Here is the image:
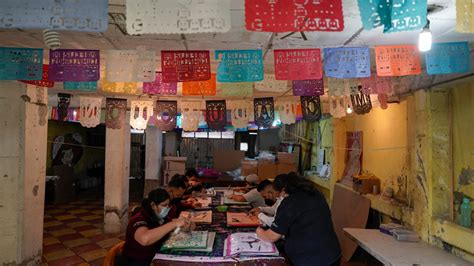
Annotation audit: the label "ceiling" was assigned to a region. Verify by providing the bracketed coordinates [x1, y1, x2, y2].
[0, 0, 472, 106]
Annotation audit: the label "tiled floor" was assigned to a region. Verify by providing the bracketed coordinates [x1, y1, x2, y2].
[42, 197, 125, 266]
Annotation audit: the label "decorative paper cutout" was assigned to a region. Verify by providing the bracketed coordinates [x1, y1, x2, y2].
[0, 0, 108, 31]
[143, 72, 177, 95]
[205, 100, 227, 130]
[328, 78, 347, 96]
[57, 93, 71, 121]
[456, 0, 474, 33]
[254, 97, 274, 128]
[106, 49, 156, 82]
[245, 0, 344, 32]
[357, 0, 427, 33]
[378, 94, 388, 110]
[49, 49, 100, 81]
[217, 82, 253, 97]
[0, 47, 42, 80]
[182, 74, 216, 96]
[300, 96, 322, 122]
[130, 100, 154, 130]
[161, 231, 208, 250]
[360, 75, 392, 95]
[274, 49, 322, 80]
[391, 76, 413, 94]
[79, 96, 102, 128]
[105, 98, 127, 129]
[181, 101, 202, 132]
[227, 100, 251, 129]
[64, 81, 97, 92]
[292, 79, 324, 96]
[100, 74, 138, 94]
[161, 50, 211, 82]
[425, 42, 471, 75]
[324, 47, 371, 78]
[215, 50, 263, 82]
[275, 97, 297, 125]
[155, 101, 178, 131]
[255, 74, 288, 92]
[20, 65, 54, 87]
[350, 89, 372, 115]
[375, 45, 421, 76]
[329, 95, 348, 118]
[126, 0, 231, 34]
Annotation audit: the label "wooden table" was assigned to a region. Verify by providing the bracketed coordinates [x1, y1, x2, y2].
[344, 228, 471, 266]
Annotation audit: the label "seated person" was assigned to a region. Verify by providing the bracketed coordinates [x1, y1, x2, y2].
[227, 179, 273, 208]
[183, 168, 205, 195]
[120, 188, 193, 266]
[166, 175, 200, 219]
[256, 173, 341, 266]
[233, 174, 259, 193]
[250, 177, 282, 227]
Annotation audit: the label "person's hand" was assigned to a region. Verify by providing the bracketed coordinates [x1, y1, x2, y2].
[181, 220, 195, 232]
[173, 218, 187, 228]
[191, 201, 202, 209]
[249, 208, 261, 216]
[256, 226, 265, 238]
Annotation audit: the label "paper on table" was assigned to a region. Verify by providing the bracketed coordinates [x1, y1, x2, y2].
[161, 231, 208, 251]
[226, 212, 260, 227]
[225, 232, 278, 257]
[179, 210, 212, 224]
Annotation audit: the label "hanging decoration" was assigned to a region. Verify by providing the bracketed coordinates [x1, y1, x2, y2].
[456, 0, 474, 33]
[106, 49, 156, 82]
[329, 95, 348, 118]
[217, 82, 253, 97]
[425, 42, 471, 75]
[378, 94, 389, 110]
[105, 98, 127, 129]
[375, 45, 421, 76]
[130, 100, 154, 130]
[155, 101, 178, 131]
[182, 74, 216, 96]
[254, 97, 274, 128]
[292, 79, 324, 96]
[328, 78, 346, 96]
[57, 93, 71, 122]
[255, 74, 288, 92]
[143, 72, 177, 95]
[205, 100, 227, 130]
[79, 96, 102, 128]
[0, 0, 108, 31]
[20, 64, 54, 87]
[161, 50, 211, 82]
[275, 97, 297, 125]
[357, 0, 427, 33]
[245, 0, 344, 32]
[228, 100, 251, 129]
[49, 49, 100, 81]
[215, 50, 263, 82]
[360, 75, 392, 95]
[300, 96, 322, 122]
[100, 73, 138, 94]
[350, 88, 372, 115]
[347, 79, 362, 95]
[0, 47, 43, 80]
[274, 49, 323, 80]
[323, 47, 371, 78]
[126, 0, 231, 34]
[181, 101, 202, 132]
[64, 81, 97, 92]
[391, 76, 413, 95]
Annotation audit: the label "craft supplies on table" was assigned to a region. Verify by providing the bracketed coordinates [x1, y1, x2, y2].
[224, 232, 279, 257]
[226, 212, 260, 227]
[179, 210, 212, 224]
[222, 191, 248, 205]
[379, 223, 404, 235]
[161, 231, 209, 251]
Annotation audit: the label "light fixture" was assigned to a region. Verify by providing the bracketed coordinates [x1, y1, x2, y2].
[346, 106, 353, 114]
[418, 19, 432, 52]
[73, 110, 77, 117]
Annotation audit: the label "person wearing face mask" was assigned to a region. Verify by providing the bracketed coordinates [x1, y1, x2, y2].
[250, 177, 284, 227]
[120, 188, 193, 266]
[256, 173, 341, 266]
[166, 175, 201, 220]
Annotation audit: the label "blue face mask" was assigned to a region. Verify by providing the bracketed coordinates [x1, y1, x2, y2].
[156, 206, 170, 219]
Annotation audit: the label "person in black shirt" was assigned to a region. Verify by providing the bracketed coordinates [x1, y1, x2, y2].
[256, 173, 341, 266]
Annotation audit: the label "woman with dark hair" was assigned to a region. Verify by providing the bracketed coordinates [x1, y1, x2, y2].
[120, 188, 193, 266]
[256, 173, 341, 266]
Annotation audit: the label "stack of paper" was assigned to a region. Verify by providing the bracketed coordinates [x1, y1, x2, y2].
[226, 212, 260, 227]
[223, 191, 248, 205]
[179, 210, 212, 224]
[224, 232, 279, 257]
[161, 231, 209, 251]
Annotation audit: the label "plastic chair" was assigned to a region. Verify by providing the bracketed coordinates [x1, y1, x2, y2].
[103, 240, 125, 266]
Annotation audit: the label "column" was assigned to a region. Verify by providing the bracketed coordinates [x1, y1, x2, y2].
[0, 82, 48, 265]
[144, 126, 163, 196]
[104, 114, 131, 234]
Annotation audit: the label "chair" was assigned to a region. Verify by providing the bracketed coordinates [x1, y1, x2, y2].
[103, 241, 125, 266]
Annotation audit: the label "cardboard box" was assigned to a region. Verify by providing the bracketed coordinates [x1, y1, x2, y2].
[213, 150, 245, 171]
[277, 152, 296, 164]
[163, 170, 185, 185]
[277, 163, 297, 175]
[257, 162, 278, 180]
[164, 156, 187, 171]
[241, 160, 258, 176]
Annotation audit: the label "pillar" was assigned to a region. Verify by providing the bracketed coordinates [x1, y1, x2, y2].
[104, 114, 131, 233]
[144, 126, 163, 196]
[0, 82, 48, 265]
